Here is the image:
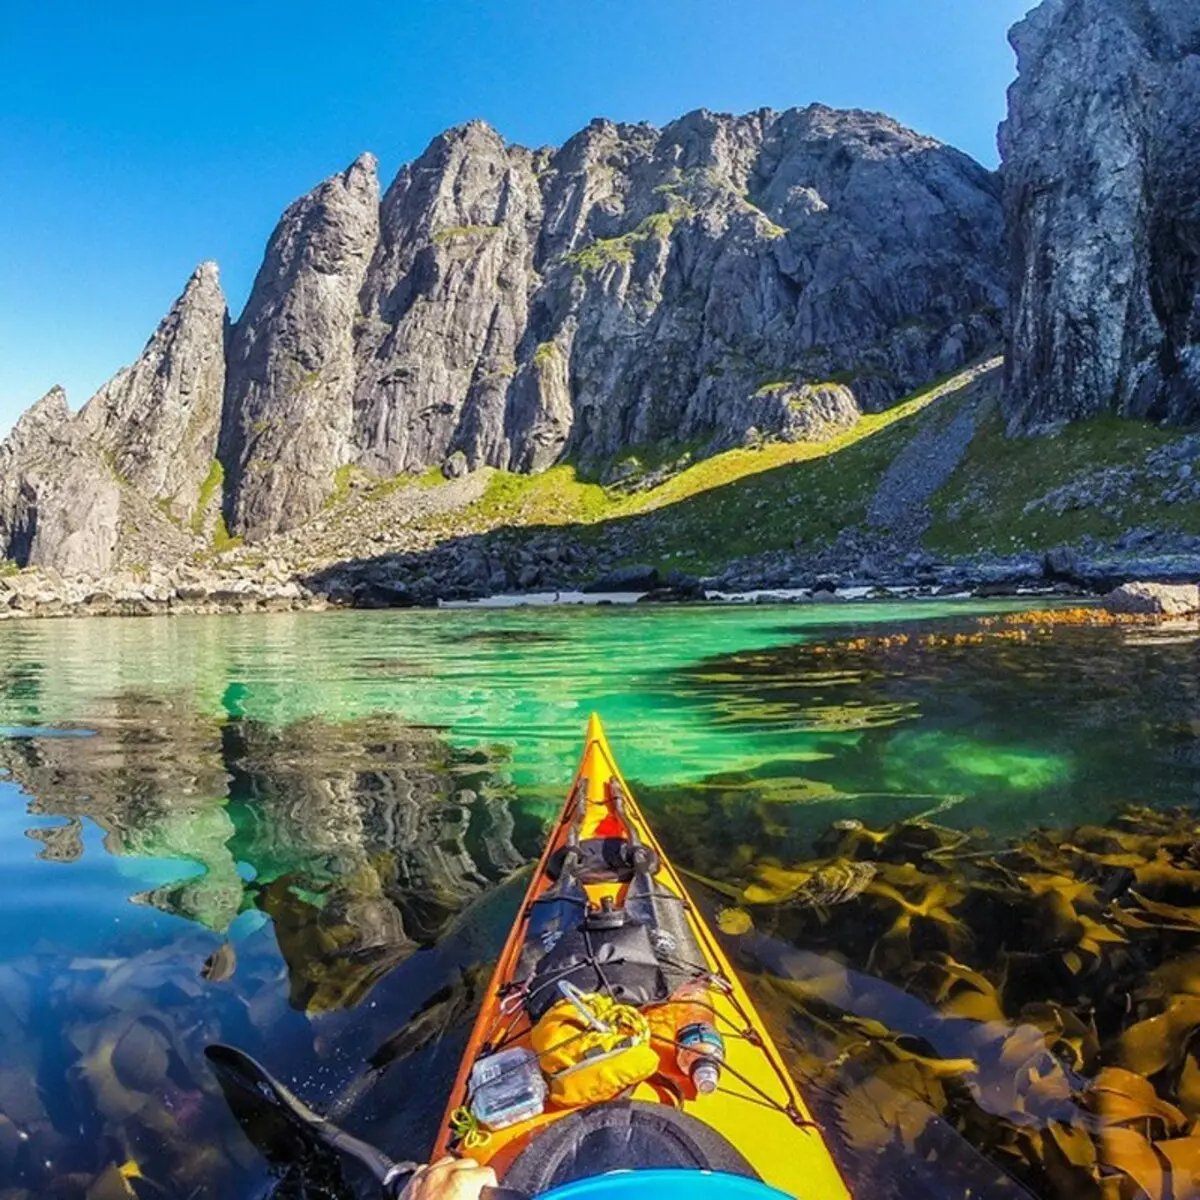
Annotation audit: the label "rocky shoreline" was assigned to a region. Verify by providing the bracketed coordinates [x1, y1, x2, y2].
[0, 538, 1196, 621]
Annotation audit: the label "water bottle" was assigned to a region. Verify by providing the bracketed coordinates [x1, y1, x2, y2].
[672, 981, 725, 1095]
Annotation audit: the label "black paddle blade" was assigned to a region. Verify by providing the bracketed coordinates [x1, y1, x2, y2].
[207, 1045, 326, 1130]
[205, 1044, 525, 1200]
[205, 1043, 422, 1197]
[206, 1043, 335, 1168]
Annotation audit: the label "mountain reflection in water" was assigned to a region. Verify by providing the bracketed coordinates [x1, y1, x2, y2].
[0, 700, 532, 1197]
[0, 607, 1197, 1199]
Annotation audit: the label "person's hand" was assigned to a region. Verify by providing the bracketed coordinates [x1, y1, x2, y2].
[399, 1155, 497, 1200]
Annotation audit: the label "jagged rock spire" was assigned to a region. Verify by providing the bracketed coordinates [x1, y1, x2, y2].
[82, 261, 228, 524]
[0, 387, 121, 577]
[220, 154, 380, 539]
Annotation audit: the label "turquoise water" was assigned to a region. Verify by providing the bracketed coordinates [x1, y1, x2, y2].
[0, 603, 1198, 1198]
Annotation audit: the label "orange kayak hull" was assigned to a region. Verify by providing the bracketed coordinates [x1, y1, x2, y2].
[433, 714, 849, 1200]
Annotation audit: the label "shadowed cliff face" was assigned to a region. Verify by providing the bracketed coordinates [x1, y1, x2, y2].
[1002, 0, 1200, 432]
[0, 103, 1006, 560]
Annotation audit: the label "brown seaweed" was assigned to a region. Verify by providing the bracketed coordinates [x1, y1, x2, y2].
[724, 807, 1200, 1200]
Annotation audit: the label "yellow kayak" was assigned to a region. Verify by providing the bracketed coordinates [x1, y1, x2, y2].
[433, 714, 850, 1200]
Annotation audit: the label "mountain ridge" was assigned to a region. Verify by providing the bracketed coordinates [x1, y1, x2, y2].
[1, 0, 1196, 603]
[0, 99, 1005, 572]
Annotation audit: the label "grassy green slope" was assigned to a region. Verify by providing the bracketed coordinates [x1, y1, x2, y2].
[411, 368, 979, 572]
[927, 408, 1200, 558]
[290, 358, 1200, 578]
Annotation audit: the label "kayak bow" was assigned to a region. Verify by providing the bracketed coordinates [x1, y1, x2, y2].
[434, 715, 850, 1200]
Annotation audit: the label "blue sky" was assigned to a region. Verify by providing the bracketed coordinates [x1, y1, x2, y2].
[0, 0, 1032, 432]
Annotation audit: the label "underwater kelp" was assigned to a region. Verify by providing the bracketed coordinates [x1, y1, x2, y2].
[0, 936, 265, 1198]
[991, 609, 1200, 630]
[715, 807, 1200, 1200]
[674, 616, 1200, 843]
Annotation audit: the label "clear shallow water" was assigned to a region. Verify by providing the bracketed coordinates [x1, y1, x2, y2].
[1, 603, 1198, 1198]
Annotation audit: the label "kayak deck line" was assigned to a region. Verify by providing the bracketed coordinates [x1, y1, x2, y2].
[433, 714, 851, 1200]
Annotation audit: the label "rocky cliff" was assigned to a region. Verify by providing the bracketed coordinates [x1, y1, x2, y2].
[342, 107, 1004, 497]
[221, 154, 380, 536]
[0, 388, 122, 577]
[0, 103, 1006, 565]
[0, 263, 227, 578]
[81, 262, 228, 527]
[351, 123, 542, 481]
[1002, 0, 1200, 432]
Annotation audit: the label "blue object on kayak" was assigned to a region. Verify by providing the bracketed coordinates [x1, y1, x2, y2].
[539, 1170, 796, 1200]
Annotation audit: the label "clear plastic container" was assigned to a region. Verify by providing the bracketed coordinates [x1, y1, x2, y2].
[469, 1047, 548, 1130]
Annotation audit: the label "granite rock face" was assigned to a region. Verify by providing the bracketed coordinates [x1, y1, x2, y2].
[352, 122, 543, 479]
[1002, 0, 1200, 432]
[500, 108, 1003, 474]
[2, 104, 1007, 558]
[0, 389, 121, 577]
[236, 106, 1004, 535]
[220, 154, 381, 538]
[81, 262, 228, 525]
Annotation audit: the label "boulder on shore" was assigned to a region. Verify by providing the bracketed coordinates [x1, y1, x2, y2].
[352, 579, 415, 609]
[1103, 581, 1200, 616]
[1043, 546, 1082, 581]
[583, 565, 660, 594]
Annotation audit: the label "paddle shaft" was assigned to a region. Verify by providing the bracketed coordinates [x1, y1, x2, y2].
[276, 1120, 523, 1200]
[205, 1044, 523, 1199]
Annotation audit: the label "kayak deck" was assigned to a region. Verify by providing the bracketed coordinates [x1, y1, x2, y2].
[434, 715, 849, 1200]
